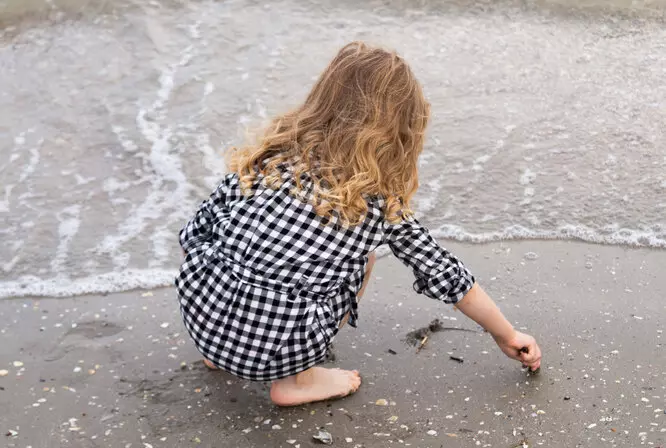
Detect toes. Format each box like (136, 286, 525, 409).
(202, 359, 219, 370)
(345, 370, 361, 391)
(349, 375, 361, 392)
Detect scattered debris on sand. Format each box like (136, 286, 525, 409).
(312, 429, 333, 445)
(405, 319, 478, 352)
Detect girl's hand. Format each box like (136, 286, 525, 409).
(455, 285, 542, 372)
(495, 331, 542, 371)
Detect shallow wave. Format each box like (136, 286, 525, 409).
(0, 269, 177, 299)
(431, 224, 666, 248)
(2, 223, 664, 299)
(2, 0, 666, 299)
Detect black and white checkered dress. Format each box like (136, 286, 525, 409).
(175, 170, 475, 381)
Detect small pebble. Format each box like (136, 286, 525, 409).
(427, 430, 438, 436)
(12, 361, 23, 368)
(375, 399, 388, 406)
(0, 369, 8, 377)
(524, 252, 539, 260)
(312, 429, 333, 445)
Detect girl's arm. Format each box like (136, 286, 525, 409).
(383, 215, 542, 371)
(456, 283, 542, 371)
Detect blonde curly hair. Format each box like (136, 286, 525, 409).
(228, 41, 430, 225)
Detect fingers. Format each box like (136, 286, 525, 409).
(497, 331, 543, 371)
(519, 342, 542, 371)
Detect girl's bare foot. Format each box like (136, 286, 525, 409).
(270, 367, 362, 406)
(202, 358, 219, 370)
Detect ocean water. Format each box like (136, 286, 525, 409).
(1, 0, 665, 298)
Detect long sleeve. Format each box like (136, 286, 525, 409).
(179, 176, 231, 253)
(383, 216, 475, 304)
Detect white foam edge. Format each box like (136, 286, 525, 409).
(0, 269, 177, 300)
(371, 223, 666, 263)
(430, 223, 666, 248)
(2, 224, 664, 299)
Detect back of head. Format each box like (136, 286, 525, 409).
(229, 41, 430, 225)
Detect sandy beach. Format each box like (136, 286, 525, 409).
(2, 0, 666, 446)
(2, 240, 664, 447)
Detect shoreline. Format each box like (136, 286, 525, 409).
(4, 0, 666, 293)
(2, 240, 664, 447)
(2, 237, 665, 300)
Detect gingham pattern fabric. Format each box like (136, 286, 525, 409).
(175, 170, 475, 381)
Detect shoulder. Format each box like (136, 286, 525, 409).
(222, 172, 240, 187)
(207, 172, 242, 205)
(366, 195, 416, 226)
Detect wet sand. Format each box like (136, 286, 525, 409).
(2, 240, 664, 447)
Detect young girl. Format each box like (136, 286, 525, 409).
(176, 42, 542, 407)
